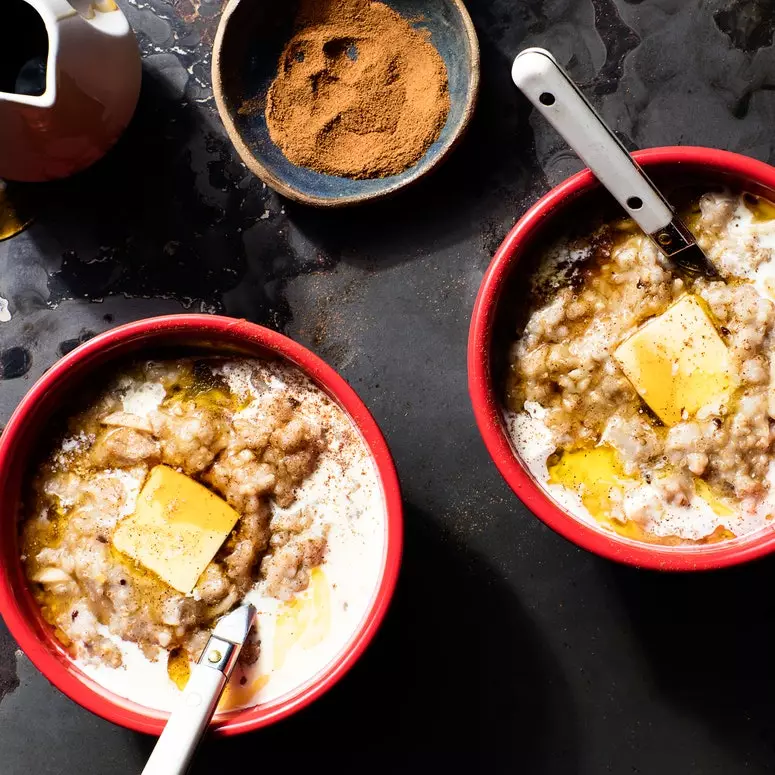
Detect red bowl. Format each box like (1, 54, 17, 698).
(0, 315, 402, 735)
(469, 146, 775, 571)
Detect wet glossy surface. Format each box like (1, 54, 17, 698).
(4, 0, 775, 772)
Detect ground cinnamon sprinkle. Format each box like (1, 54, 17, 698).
(264, 0, 450, 179)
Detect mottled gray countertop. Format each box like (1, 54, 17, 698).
(4, 0, 775, 772)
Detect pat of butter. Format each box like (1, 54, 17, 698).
(613, 295, 736, 426)
(113, 465, 240, 594)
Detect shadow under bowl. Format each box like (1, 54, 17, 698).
(212, 0, 480, 207)
(468, 146, 775, 572)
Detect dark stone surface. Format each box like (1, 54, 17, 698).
(3, 0, 775, 772)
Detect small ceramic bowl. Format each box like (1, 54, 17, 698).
(0, 315, 403, 735)
(212, 0, 479, 207)
(468, 146, 775, 571)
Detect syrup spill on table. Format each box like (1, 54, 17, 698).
(0, 183, 33, 242)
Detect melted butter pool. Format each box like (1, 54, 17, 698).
(548, 446, 634, 519)
(273, 567, 331, 671)
(546, 445, 736, 543)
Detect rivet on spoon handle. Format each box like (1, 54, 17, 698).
(511, 47, 719, 280)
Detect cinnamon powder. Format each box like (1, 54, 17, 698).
(264, 0, 451, 179)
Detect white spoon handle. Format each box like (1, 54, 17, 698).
(511, 47, 673, 234)
(141, 665, 226, 775)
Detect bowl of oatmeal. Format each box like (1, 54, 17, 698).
(0, 315, 402, 734)
(469, 146, 775, 570)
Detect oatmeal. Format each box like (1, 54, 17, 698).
(21, 357, 385, 711)
(504, 191, 775, 544)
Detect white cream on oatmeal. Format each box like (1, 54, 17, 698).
(504, 191, 775, 544)
(22, 358, 384, 712)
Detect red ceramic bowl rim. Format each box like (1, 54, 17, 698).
(469, 146, 775, 571)
(0, 314, 403, 735)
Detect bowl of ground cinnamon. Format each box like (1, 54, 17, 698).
(212, 0, 479, 207)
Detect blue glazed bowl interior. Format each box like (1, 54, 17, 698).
(216, 0, 478, 204)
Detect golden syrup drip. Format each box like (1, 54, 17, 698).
(547, 446, 651, 540)
(548, 446, 633, 520)
(0, 183, 32, 241)
(547, 446, 739, 544)
(743, 193, 775, 223)
(218, 672, 270, 711)
(167, 648, 191, 690)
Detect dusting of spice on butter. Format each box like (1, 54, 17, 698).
(113, 465, 241, 595)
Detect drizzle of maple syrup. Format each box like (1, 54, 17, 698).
(273, 567, 331, 671)
(743, 192, 775, 223)
(166, 647, 191, 690)
(218, 673, 270, 711)
(547, 445, 736, 545)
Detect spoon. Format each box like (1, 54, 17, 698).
(511, 48, 720, 280)
(142, 603, 257, 775)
